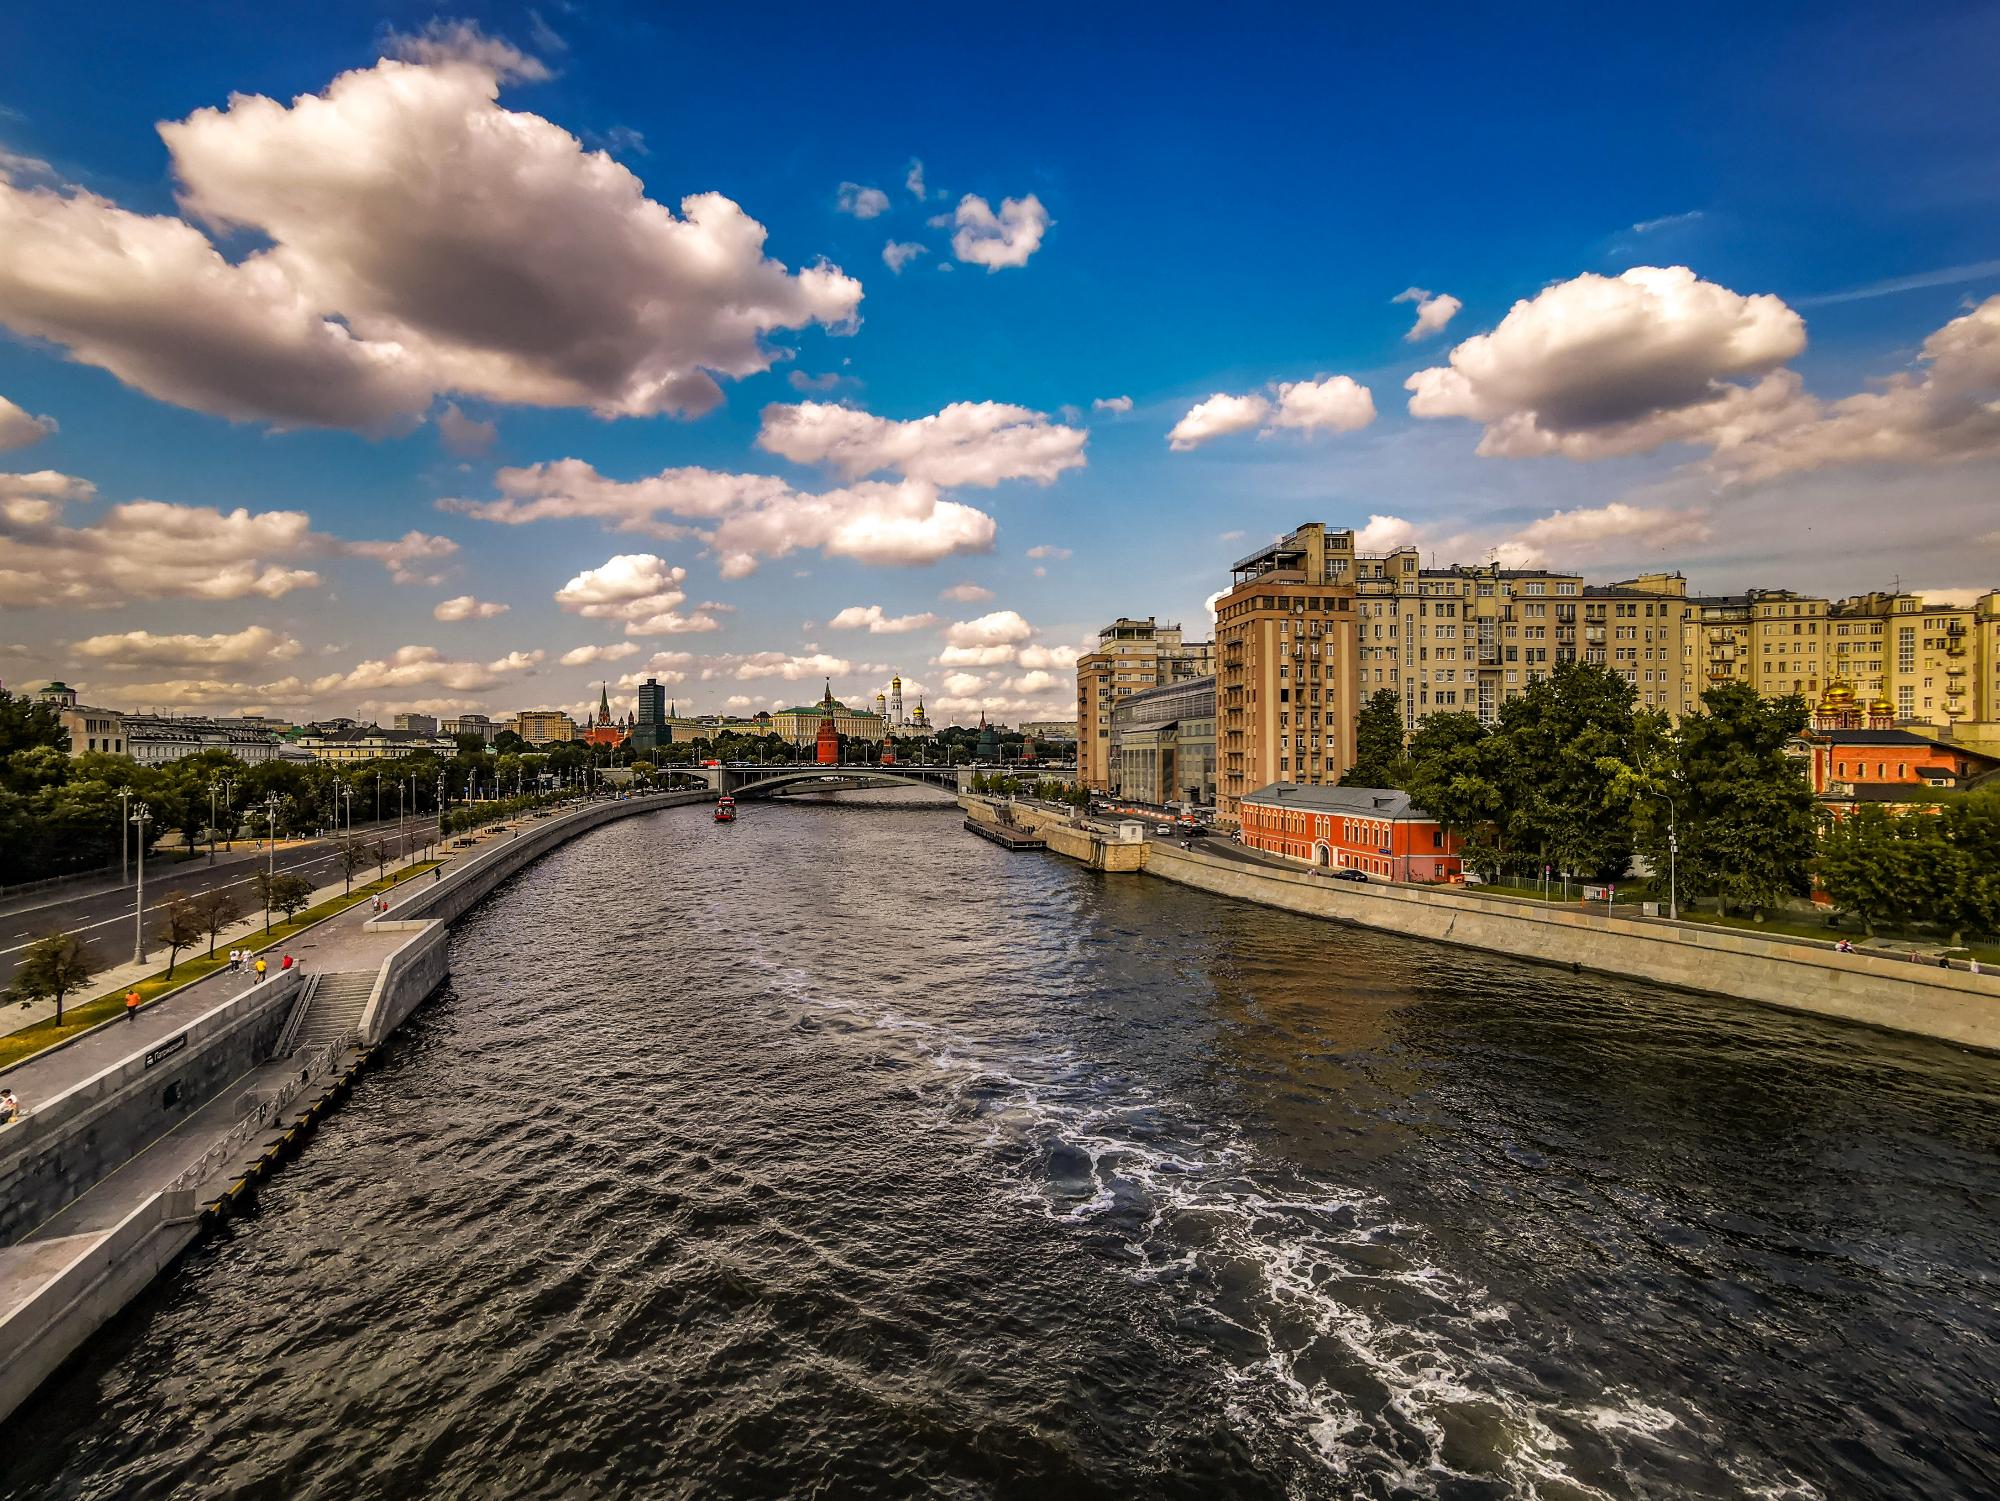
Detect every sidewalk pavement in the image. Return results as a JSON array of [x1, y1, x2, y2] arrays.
[[0, 807, 601, 1111], [0, 850, 446, 1065]]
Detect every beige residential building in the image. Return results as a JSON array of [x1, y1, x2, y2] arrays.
[[513, 710, 577, 745], [1076, 616, 1213, 790], [1354, 548, 1586, 728], [1827, 590, 1982, 733], [1214, 524, 1361, 823], [37, 683, 127, 757]]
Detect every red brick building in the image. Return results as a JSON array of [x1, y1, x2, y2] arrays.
[[1238, 783, 1462, 882], [1796, 726, 2000, 814]]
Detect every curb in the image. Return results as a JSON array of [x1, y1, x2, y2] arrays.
[[0, 864, 441, 1079]]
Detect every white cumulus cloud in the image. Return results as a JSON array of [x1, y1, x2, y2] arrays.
[[1168, 393, 1271, 450], [1392, 286, 1462, 342], [433, 594, 509, 621], [756, 399, 1087, 486], [553, 553, 719, 636], [0, 394, 56, 451], [1268, 374, 1377, 434], [882, 240, 927, 274], [0, 34, 862, 429], [951, 193, 1048, 270], [1092, 395, 1133, 414], [940, 581, 993, 603], [561, 642, 640, 666], [827, 604, 939, 634], [442, 458, 996, 577], [72, 625, 302, 668], [1405, 266, 1806, 460], [1171, 375, 1377, 450], [836, 182, 890, 219]]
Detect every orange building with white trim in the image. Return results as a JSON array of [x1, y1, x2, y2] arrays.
[[1237, 783, 1462, 882]]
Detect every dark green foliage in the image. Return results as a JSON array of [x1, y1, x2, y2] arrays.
[[1341, 689, 1407, 788]]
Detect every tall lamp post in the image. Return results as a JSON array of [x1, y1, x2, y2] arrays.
[[260, 794, 283, 932], [129, 802, 152, 964], [1662, 794, 1679, 922], [206, 775, 233, 864], [117, 787, 132, 886]]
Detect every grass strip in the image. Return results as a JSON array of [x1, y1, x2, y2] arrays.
[[0, 863, 440, 1070]]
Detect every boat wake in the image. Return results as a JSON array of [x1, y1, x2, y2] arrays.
[[760, 960, 1822, 1500]]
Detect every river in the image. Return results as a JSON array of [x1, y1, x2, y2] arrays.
[[5, 795, 1997, 1500]]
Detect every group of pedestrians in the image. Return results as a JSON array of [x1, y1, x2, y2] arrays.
[[221, 948, 295, 983]]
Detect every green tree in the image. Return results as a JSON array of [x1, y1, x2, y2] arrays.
[[1341, 689, 1407, 788], [1933, 791, 2000, 942], [337, 837, 370, 892], [1495, 663, 1639, 883], [1634, 684, 1816, 915], [0, 689, 66, 757], [1401, 712, 1500, 852], [8, 932, 97, 1024], [1816, 806, 1925, 935], [268, 872, 314, 923], [190, 887, 242, 958], [153, 894, 204, 978]]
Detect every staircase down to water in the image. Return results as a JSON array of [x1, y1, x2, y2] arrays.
[[293, 971, 376, 1053]]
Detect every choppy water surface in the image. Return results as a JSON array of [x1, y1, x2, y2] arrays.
[[7, 795, 1999, 1500]]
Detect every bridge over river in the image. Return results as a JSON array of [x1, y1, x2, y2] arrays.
[[656, 762, 1076, 799]]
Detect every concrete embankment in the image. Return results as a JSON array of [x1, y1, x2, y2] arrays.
[[967, 795, 2000, 1053], [0, 791, 707, 1426]]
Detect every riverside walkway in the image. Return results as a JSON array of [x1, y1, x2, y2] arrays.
[[0, 793, 693, 1423]]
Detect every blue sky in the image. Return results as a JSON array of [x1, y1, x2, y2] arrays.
[[2, 2, 1996, 725]]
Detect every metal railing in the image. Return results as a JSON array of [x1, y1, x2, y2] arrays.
[[167, 1039, 347, 1194]]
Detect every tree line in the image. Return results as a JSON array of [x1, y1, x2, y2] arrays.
[[1340, 662, 2000, 938], [1343, 665, 1820, 916]]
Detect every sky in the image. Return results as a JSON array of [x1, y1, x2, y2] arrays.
[[1, 1, 1997, 728]]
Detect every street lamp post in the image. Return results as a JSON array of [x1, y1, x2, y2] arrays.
[[129, 802, 152, 964], [1663, 795, 1679, 922], [261, 794, 282, 933], [117, 787, 132, 886]]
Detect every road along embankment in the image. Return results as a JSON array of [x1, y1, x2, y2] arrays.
[[965, 795, 2000, 1053], [0, 791, 708, 1428]]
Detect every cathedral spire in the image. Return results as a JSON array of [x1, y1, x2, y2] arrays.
[[598, 680, 611, 724]]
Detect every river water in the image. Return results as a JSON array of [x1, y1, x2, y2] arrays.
[[5, 796, 1998, 1500]]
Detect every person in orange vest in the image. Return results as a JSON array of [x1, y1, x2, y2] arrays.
[[124, 988, 141, 1022]]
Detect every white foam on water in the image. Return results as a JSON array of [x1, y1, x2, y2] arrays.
[[762, 979, 1808, 1499]]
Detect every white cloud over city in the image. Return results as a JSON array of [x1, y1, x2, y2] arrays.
[[0, 28, 861, 430]]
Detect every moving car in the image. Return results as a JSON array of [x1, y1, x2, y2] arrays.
[[1332, 868, 1367, 882]]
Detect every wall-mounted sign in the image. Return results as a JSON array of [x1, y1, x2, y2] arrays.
[[143, 1034, 188, 1069]]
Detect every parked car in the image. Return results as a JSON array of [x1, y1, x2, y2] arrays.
[[1332, 868, 1368, 882]]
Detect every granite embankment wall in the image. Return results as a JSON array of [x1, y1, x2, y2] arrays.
[[0, 1189, 203, 1423], [969, 796, 2000, 1052], [0, 971, 300, 1244], [963, 796, 1147, 872], [356, 790, 712, 1046], [0, 792, 710, 1429]]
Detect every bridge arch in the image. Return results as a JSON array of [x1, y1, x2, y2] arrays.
[[725, 766, 966, 800]]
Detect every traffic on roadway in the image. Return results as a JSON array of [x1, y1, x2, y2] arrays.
[[0, 817, 437, 992]]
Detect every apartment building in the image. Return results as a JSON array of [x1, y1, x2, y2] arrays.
[[1109, 675, 1216, 806], [1076, 616, 1213, 791], [1213, 524, 1361, 823], [1353, 547, 1587, 728], [512, 710, 578, 745]]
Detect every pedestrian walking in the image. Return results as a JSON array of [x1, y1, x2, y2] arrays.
[[254, 957, 267, 983], [1972, 958, 1983, 976], [124, 988, 141, 1022], [227, 947, 240, 973]]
